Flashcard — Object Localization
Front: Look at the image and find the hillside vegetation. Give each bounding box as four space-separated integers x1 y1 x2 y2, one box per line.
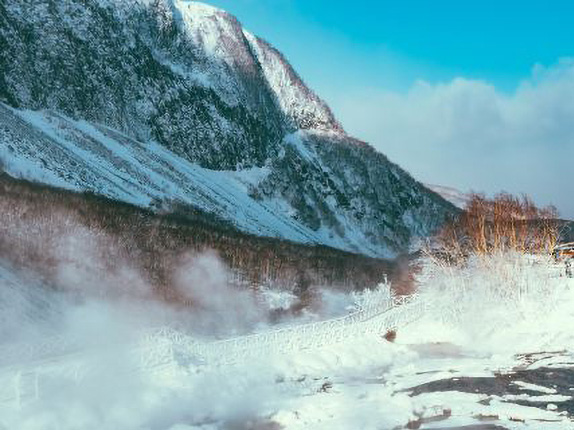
0 174 407 304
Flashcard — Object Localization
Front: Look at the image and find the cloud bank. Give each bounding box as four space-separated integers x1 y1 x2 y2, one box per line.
332 59 574 218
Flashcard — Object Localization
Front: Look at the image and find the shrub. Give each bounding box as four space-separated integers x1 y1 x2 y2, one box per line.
433 193 560 263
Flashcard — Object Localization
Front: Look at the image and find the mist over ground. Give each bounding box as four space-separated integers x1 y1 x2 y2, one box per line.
0 226 383 430
0 178 397 429
3 243 574 429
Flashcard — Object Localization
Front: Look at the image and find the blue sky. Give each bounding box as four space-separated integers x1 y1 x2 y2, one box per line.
209 0 574 218
209 0 574 93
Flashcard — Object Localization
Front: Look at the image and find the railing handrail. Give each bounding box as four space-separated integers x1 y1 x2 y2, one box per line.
0 293 426 407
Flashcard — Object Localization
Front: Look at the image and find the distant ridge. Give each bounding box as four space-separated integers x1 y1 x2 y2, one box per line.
425 184 470 210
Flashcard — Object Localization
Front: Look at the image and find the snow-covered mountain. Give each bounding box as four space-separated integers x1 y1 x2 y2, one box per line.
0 0 455 257
425 184 470 210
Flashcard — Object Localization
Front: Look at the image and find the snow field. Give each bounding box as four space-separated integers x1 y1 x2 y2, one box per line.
1 255 574 429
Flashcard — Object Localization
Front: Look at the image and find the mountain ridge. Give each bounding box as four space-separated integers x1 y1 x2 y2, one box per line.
0 0 457 257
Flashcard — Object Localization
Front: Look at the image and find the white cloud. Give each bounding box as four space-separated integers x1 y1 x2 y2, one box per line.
331 59 574 218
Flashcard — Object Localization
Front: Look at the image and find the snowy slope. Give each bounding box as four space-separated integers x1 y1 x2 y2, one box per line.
0 104 386 255
0 0 456 257
244 30 343 131
425 183 470 209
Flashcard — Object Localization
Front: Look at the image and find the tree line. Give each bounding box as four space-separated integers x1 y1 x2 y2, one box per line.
433 192 561 263
0 174 397 303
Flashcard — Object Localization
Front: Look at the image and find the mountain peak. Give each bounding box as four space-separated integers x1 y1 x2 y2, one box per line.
174 0 225 16
162 0 343 132
160 0 247 62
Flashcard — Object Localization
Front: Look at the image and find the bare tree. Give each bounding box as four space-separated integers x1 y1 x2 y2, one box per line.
433 192 560 262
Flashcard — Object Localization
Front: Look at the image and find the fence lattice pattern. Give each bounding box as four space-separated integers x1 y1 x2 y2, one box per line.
0 294 425 408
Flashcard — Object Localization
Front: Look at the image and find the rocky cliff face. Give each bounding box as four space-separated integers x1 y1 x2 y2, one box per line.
0 0 456 257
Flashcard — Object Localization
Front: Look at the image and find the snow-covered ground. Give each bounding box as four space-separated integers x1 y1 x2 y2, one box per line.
1 255 573 429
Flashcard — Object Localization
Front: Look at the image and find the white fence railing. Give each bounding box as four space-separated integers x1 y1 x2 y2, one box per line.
136 294 423 367
0 294 426 409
